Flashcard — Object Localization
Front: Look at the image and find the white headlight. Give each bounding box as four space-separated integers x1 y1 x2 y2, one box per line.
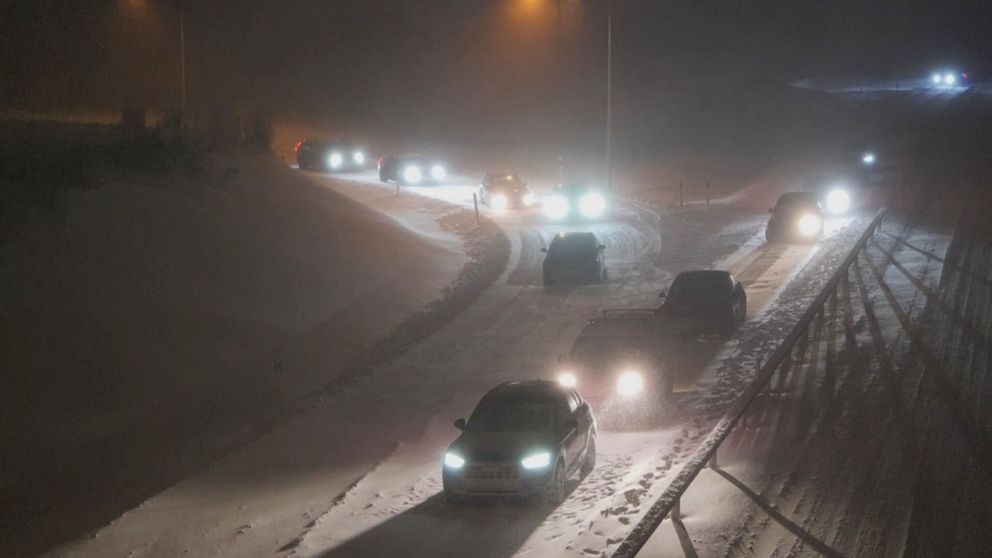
944 73 957 86
617 370 644 397
522 193 536 206
328 152 343 169
521 451 552 470
431 164 446 180
932 73 942 84
444 452 465 469
403 166 423 184
825 189 851 215
491 193 509 211
353 151 365 165
558 372 577 388
797 214 822 237
543 194 570 220
579 192 606 218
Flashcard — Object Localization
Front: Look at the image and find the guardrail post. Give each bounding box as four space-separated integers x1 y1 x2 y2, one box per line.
706 182 710 206
679 182 684 207
395 180 400 197
671 498 681 521
473 193 480 225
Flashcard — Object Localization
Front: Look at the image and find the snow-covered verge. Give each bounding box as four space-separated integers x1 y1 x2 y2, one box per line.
0 140 509 556
635 178 992 557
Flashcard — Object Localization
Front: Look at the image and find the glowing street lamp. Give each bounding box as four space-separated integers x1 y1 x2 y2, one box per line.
862 152 876 166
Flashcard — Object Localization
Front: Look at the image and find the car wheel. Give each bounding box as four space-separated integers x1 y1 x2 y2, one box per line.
544 461 566 508
580 436 596 478
379 170 387 182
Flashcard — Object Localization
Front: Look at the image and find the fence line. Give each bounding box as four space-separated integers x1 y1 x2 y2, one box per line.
611 207 888 558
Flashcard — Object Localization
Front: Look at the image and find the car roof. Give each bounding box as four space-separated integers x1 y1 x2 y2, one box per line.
776 191 820 204
673 269 732 282
551 231 597 243
481 380 568 402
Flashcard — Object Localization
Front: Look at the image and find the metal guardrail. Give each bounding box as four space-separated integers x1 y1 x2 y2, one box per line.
612 207 888 558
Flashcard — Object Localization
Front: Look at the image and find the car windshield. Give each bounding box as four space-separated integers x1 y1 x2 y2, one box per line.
668 273 730 302
468 399 555 432
571 335 651 367
557 183 589 196
775 193 819 211
491 174 519 186
547 234 596 260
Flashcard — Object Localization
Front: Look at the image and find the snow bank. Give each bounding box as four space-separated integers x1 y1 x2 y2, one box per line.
0 145 468 555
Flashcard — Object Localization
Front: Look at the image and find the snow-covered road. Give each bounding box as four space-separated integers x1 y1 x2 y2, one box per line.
48 161 871 558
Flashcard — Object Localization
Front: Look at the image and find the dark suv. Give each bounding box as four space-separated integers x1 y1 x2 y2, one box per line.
766 192 824 242
660 270 747 334
442 380 596 506
542 232 607 286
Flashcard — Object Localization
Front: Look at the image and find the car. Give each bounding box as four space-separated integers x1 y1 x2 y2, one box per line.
542 232 607 286
295 139 366 172
766 192 824 242
659 270 747 334
378 154 446 185
442 380 596 506
557 312 676 407
542 182 607 221
478 173 536 210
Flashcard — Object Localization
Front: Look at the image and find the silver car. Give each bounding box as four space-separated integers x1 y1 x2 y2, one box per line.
442 380 597 506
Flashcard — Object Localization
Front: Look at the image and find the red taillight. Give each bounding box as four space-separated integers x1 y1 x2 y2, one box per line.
294 141 303 153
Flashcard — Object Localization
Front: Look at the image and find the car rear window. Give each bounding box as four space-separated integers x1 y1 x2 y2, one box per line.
669 273 731 301
548 234 596 259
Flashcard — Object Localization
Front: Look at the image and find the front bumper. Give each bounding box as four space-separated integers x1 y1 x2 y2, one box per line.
442 463 552 498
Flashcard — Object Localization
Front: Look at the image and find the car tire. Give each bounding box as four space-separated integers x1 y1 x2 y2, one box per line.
379 170 387 183
543 461 566 508
580 436 596 478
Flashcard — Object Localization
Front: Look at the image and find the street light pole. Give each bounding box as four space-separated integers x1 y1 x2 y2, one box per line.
179 0 186 110
606 0 613 192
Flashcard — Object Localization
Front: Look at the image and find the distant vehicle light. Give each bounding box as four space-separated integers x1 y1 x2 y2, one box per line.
431 164 446 180
328 152 344 169
543 194 570 220
579 192 606 218
520 451 552 470
353 151 365 165
862 152 875 165
444 452 465 469
944 73 957 86
617 370 644 397
932 73 942 85
797 214 822 237
294 141 303 152
557 371 577 388
491 193 509 211
403 166 423 184
825 189 851 215
522 192 536 207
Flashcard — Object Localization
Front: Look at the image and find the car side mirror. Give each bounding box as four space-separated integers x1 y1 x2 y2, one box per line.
768 207 774 213
556 354 567 363
598 244 606 250
454 418 466 431
541 247 548 253
658 290 667 299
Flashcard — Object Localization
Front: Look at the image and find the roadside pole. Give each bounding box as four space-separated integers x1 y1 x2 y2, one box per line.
473 193 480 225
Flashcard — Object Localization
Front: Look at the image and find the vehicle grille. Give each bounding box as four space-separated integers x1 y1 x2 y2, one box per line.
465 465 519 481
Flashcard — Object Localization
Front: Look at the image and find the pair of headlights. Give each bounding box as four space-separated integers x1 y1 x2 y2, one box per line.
403 164 446 184
490 192 536 211
543 192 606 220
557 370 644 396
326 151 365 169
444 451 551 470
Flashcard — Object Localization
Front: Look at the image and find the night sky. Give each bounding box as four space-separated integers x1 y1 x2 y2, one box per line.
3 1 991 140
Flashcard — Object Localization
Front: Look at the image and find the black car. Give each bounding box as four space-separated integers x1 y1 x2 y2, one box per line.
295 139 366 172
542 183 607 221
659 270 747 334
442 380 596 506
542 232 607 286
766 192 824 242
478 173 535 209
378 154 446 185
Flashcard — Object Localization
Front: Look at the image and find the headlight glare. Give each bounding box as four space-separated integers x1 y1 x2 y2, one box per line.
491 193 509 211
579 192 606 218
522 193 536 206
328 152 343 169
353 151 365 165
558 371 577 388
617 370 644 396
403 166 423 184
431 164 446 180
543 194 570 220
521 451 552 470
797 214 822 237
825 189 851 215
444 452 465 469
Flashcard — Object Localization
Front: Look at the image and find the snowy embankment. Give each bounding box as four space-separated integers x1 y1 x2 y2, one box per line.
0 142 508 556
